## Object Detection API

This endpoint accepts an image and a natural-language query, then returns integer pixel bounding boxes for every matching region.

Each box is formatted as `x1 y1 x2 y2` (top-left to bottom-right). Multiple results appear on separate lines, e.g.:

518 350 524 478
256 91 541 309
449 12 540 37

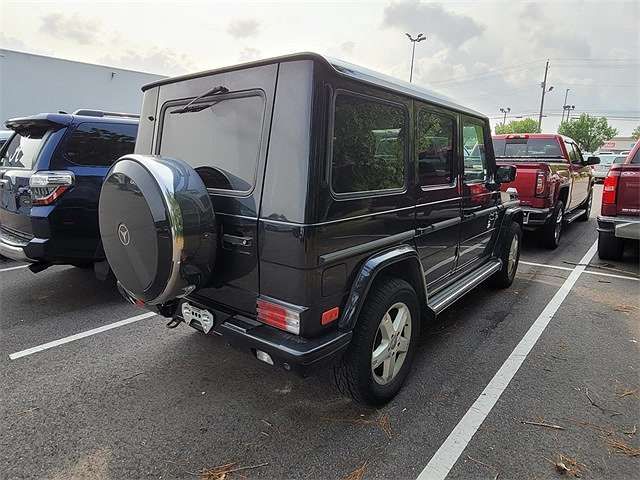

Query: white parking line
417 240 598 480
8 311 156 360
520 260 639 282
0 264 29 273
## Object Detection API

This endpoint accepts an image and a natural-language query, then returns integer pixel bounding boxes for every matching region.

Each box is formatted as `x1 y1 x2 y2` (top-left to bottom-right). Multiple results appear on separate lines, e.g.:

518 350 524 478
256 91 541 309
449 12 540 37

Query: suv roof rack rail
72 109 140 119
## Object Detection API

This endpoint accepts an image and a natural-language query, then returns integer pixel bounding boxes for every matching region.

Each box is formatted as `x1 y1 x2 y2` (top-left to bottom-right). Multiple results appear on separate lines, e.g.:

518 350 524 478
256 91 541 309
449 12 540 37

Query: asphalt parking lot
1 185 638 480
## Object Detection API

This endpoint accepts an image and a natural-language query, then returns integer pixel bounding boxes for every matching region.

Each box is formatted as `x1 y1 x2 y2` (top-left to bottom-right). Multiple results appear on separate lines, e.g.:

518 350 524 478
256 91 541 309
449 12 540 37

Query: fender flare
338 244 427 331
492 204 523 257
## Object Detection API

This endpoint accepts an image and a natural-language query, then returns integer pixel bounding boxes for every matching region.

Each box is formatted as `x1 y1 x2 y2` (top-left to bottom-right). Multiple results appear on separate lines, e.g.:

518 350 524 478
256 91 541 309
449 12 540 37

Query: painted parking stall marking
417 240 599 480
520 260 639 282
9 311 156 360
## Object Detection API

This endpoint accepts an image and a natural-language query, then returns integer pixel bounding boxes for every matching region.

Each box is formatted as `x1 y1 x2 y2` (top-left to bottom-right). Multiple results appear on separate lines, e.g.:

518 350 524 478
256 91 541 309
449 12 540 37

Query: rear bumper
597 215 640 240
0 229 34 262
521 207 552 227
174 299 353 376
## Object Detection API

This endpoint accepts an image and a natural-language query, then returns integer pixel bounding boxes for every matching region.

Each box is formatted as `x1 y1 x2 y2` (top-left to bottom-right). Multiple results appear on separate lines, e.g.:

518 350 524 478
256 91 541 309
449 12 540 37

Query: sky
1 0 639 135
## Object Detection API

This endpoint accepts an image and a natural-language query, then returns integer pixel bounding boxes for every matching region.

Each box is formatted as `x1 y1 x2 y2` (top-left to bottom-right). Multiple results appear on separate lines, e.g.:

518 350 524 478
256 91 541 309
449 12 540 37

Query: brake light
29 171 74 205
602 169 620 216
535 171 547 196
506 134 529 139
256 298 303 334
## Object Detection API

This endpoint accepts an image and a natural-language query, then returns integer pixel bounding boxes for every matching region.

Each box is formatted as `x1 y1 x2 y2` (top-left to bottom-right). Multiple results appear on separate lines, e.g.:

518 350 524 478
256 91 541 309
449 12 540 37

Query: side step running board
427 259 502 315
564 208 587 224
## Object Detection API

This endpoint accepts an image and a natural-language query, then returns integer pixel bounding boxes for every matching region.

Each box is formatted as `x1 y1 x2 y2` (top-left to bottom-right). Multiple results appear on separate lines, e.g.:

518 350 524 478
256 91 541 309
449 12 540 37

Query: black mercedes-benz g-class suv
98 53 522 405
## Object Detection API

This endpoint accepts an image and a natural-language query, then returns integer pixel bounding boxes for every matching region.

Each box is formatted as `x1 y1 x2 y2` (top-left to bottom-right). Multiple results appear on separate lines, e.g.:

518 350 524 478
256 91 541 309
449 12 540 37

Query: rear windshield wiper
170 85 229 114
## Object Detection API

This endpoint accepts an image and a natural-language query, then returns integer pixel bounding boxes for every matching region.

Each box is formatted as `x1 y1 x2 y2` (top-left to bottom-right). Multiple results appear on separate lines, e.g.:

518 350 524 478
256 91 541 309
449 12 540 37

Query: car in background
494 133 598 249
597 140 640 259
0 110 138 277
593 153 621 181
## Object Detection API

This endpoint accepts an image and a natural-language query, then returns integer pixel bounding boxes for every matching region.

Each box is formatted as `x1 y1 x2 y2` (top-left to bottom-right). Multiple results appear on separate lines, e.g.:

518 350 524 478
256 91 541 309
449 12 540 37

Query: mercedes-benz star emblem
117 223 130 246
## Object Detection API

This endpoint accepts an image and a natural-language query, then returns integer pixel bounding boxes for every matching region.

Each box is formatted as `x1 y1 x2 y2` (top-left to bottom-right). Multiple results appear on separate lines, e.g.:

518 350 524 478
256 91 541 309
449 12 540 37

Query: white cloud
39 13 101 45
227 19 260 39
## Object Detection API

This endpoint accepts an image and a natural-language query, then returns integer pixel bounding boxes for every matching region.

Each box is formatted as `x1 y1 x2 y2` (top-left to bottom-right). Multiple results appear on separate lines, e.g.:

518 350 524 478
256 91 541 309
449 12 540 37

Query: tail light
256 297 304 334
535 171 547 196
29 171 74 205
601 169 620 216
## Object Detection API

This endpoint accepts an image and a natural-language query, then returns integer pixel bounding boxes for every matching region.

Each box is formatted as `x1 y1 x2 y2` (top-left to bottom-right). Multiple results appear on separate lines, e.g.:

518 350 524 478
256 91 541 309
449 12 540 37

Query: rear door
414 103 461 287
0 128 51 238
152 64 277 314
457 116 500 271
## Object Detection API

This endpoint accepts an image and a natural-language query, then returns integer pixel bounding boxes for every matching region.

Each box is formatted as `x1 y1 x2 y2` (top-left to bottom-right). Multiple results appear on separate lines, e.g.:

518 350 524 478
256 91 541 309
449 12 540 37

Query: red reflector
321 307 340 325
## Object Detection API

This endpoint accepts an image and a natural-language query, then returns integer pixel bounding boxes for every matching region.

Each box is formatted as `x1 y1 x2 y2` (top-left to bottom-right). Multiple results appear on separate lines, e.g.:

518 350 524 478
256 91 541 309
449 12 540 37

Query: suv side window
462 120 487 182
331 93 407 194
416 109 455 186
62 122 138 167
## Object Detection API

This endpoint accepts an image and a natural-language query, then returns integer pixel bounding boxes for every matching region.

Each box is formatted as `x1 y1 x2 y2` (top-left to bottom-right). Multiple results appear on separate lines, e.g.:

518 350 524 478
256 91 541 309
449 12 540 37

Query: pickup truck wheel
578 188 593 222
542 200 564 249
332 278 419 406
490 222 522 289
598 231 624 260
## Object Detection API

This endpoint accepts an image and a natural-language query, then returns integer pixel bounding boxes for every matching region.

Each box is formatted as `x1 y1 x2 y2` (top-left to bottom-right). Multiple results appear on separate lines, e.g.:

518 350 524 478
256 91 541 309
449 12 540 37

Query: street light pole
538 60 553 131
561 88 570 122
500 107 511 125
405 33 426 83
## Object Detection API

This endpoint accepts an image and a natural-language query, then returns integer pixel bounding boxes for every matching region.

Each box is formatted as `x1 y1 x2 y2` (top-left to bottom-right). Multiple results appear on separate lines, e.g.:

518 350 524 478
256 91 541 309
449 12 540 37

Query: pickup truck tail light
256 297 303 334
535 171 547 197
601 169 620 216
29 171 74 206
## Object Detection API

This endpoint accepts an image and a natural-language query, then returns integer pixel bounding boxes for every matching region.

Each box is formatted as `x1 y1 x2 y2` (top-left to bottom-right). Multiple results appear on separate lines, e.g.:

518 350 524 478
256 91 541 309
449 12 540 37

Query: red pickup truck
493 134 599 248
597 140 640 259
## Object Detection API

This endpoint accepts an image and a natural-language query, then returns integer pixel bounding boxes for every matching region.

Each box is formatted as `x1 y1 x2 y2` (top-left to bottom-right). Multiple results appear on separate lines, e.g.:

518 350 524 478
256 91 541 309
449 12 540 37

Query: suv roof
142 52 485 119
5 110 139 130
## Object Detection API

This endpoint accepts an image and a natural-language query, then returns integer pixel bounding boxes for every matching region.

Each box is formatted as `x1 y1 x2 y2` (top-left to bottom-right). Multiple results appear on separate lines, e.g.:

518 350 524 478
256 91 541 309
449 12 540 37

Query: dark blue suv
0 110 138 277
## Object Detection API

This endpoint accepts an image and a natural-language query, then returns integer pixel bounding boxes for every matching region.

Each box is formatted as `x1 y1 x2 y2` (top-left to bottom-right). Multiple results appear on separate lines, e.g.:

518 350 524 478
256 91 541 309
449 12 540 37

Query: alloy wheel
371 302 412 385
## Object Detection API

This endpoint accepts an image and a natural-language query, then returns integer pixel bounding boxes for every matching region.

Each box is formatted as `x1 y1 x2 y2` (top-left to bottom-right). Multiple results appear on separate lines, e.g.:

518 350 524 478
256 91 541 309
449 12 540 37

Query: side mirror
585 156 600 165
496 165 517 183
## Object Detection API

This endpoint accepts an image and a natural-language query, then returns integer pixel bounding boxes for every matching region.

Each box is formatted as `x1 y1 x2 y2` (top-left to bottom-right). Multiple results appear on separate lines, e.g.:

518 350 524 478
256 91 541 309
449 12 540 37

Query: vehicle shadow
0 266 124 328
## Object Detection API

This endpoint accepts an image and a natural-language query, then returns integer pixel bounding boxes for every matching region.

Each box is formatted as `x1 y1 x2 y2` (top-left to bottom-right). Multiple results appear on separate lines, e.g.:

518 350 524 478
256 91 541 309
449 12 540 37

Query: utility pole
538 60 553 131
499 107 511 125
561 88 570 122
405 33 426 82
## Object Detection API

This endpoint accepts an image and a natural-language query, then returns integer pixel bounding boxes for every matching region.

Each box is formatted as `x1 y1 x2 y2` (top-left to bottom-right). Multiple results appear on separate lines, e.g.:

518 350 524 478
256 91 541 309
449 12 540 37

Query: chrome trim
420 178 458 192
428 260 501 314
319 230 414 264
0 234 34 262
129 155 185 305
416 196 462 208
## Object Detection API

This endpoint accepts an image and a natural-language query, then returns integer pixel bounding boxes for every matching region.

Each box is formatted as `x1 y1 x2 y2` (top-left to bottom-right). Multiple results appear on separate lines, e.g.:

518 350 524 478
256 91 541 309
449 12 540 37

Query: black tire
332 278 420 406
578 187 593 222
598 231 624 260
542 200 564 249
489 222 522 289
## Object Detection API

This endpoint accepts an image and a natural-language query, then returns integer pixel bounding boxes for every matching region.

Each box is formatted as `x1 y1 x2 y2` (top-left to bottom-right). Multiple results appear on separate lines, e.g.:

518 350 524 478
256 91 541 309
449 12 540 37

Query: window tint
631 149 639 164
331 94 406 194
493 138 563 158
63 122 137 167
0 129 48 169
160 94 264 192
462 121 487 182
417 109 455 186
565 142 580 164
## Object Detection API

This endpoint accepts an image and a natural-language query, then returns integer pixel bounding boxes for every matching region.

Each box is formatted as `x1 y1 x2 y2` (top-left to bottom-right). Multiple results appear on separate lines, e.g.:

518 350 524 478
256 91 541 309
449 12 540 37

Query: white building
598 136 637 153
0 49 167 123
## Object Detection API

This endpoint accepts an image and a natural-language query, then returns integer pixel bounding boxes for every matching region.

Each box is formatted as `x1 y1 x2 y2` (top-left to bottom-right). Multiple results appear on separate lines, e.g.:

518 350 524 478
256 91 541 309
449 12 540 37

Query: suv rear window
159 92 265 193
61 122 137 167
0 129 48 169
331 93 407 194
493 138 564 159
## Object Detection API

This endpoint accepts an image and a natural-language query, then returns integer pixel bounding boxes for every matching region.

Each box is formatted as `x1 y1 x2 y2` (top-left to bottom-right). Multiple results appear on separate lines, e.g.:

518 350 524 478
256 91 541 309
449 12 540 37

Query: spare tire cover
99 154 217 304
